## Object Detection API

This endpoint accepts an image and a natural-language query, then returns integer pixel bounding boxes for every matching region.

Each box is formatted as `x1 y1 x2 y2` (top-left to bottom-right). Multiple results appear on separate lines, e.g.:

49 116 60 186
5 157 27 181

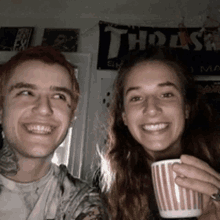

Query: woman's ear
122 112 127 126
0 109 2 124
185 105 190 119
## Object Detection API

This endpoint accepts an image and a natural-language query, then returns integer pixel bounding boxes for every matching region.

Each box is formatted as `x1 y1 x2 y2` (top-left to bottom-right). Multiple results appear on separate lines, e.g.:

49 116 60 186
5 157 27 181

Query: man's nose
32 95 53 116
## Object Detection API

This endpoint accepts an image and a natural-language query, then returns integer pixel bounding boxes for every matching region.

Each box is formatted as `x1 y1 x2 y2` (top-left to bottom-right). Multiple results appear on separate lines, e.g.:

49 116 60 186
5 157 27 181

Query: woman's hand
172 154 220 220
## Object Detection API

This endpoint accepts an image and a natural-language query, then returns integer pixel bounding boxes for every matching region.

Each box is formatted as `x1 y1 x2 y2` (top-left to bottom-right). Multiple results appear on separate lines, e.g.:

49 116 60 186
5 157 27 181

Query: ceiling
0 0 219 25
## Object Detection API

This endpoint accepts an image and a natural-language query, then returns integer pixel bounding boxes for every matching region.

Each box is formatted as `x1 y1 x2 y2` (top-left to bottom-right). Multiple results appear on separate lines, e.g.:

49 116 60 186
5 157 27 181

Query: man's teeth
143 123 167 131
26 125 53 134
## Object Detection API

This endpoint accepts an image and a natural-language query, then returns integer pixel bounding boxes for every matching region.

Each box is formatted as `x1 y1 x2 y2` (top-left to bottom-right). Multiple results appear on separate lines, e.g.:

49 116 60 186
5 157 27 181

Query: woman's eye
130 96 142 102
53 94 67 101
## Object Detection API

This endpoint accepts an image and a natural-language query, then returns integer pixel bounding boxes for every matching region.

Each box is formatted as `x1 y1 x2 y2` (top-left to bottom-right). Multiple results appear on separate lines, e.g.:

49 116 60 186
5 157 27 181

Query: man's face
0 60 75 160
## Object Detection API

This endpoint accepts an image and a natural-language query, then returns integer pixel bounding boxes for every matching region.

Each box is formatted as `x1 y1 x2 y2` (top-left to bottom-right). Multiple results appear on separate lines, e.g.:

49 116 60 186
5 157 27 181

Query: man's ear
122 112 127 126
185 104 190 119
70 110 77 125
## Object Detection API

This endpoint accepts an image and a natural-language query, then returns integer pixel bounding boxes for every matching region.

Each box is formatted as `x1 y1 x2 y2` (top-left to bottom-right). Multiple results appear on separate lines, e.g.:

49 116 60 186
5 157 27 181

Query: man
0 46 107 220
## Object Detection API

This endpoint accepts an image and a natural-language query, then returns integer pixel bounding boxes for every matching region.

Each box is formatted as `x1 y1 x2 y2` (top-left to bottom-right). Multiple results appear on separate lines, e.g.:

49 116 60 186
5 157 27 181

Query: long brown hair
100 46 220 220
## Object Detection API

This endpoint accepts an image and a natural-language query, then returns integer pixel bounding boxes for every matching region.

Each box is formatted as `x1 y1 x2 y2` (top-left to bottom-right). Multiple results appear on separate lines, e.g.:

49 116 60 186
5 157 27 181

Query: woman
100 46 220 220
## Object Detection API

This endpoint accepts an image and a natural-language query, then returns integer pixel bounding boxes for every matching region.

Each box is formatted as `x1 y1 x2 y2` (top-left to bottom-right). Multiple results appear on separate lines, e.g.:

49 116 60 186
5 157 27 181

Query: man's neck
5 158 52 183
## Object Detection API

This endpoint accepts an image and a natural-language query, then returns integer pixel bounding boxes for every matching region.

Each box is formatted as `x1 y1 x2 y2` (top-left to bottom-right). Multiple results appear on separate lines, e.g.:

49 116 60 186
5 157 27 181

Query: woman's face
122 61 189 160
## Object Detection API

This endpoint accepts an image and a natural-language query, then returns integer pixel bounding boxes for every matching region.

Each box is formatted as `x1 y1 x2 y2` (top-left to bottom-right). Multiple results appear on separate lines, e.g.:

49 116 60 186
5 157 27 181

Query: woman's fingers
198 195 220 220
175 155 220 220
172 155 220 197
172 163 220 189
175 175 218 197
180 155 220 181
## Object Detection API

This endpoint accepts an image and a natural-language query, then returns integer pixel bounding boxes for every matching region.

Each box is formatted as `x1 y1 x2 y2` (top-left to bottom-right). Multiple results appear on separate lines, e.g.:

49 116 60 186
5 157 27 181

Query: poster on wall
0 27 34 51
97 21 220 75
41 28 79 52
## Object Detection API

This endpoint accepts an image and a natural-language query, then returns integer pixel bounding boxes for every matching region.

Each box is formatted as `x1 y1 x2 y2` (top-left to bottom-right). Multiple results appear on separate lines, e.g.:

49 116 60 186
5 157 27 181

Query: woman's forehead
124 61 182 88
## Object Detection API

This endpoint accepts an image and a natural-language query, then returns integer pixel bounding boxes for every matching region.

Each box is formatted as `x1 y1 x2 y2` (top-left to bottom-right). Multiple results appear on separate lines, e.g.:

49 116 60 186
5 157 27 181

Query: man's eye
17 90 33 96
53 94 67 101
162 93 174 98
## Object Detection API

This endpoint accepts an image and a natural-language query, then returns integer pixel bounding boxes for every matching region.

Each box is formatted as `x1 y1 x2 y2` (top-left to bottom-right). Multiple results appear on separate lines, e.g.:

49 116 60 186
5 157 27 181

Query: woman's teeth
143 123 168 131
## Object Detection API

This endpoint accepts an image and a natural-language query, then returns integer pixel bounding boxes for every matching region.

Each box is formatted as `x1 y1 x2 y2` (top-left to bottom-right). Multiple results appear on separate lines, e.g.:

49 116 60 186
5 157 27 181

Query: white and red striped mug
151 159 202 218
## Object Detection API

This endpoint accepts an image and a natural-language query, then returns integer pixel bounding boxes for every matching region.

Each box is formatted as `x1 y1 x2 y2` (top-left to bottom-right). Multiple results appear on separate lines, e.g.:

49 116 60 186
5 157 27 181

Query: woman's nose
143 96 162 116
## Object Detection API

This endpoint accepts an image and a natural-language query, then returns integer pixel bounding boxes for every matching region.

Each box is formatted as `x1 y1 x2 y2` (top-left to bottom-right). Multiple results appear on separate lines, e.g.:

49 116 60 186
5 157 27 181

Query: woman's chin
151 146 182 161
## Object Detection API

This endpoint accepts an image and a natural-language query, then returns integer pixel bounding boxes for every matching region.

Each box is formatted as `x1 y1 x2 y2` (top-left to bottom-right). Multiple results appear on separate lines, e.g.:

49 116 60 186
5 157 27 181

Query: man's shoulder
53 164 108 219
54 164 102 205
54 164 92 192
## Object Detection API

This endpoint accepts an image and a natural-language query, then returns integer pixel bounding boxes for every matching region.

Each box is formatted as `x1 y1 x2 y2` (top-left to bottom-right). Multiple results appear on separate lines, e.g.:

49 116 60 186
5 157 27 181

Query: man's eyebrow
8 82 37 93
8 83 76 99
50 86 74 99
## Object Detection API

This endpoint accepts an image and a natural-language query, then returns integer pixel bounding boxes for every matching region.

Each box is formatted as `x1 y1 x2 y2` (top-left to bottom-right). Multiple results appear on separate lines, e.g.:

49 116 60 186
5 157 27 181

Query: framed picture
0 27 34 51
196 80 220 130
41 28 79 52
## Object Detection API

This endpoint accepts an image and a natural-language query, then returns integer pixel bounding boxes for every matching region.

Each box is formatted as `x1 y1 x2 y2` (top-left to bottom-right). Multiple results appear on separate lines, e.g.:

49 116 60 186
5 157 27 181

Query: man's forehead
5 62 72 91
9 60 70 80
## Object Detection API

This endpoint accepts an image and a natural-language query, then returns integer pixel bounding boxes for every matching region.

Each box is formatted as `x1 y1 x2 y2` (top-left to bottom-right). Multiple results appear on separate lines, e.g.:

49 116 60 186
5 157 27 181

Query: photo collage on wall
41 28 79 52
0 27 79 52
0 27 34 51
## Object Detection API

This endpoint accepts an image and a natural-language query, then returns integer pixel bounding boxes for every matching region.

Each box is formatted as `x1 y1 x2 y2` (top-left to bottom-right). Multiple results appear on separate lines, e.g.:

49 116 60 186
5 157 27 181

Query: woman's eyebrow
158 81 180 91
8 82 37 93
125 81 180 96
125 86 140 96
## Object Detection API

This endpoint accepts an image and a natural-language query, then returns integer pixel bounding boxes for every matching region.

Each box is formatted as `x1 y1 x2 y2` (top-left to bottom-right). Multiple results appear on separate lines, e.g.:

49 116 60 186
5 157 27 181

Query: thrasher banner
97 21 220 75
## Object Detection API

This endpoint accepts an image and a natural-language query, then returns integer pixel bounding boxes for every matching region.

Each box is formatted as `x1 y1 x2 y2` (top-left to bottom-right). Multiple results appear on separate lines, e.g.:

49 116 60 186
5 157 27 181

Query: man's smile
23 123 56 135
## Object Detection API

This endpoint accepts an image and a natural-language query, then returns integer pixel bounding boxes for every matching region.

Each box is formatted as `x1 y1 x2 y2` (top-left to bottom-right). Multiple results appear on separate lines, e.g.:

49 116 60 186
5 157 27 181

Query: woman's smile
142 122 169 132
